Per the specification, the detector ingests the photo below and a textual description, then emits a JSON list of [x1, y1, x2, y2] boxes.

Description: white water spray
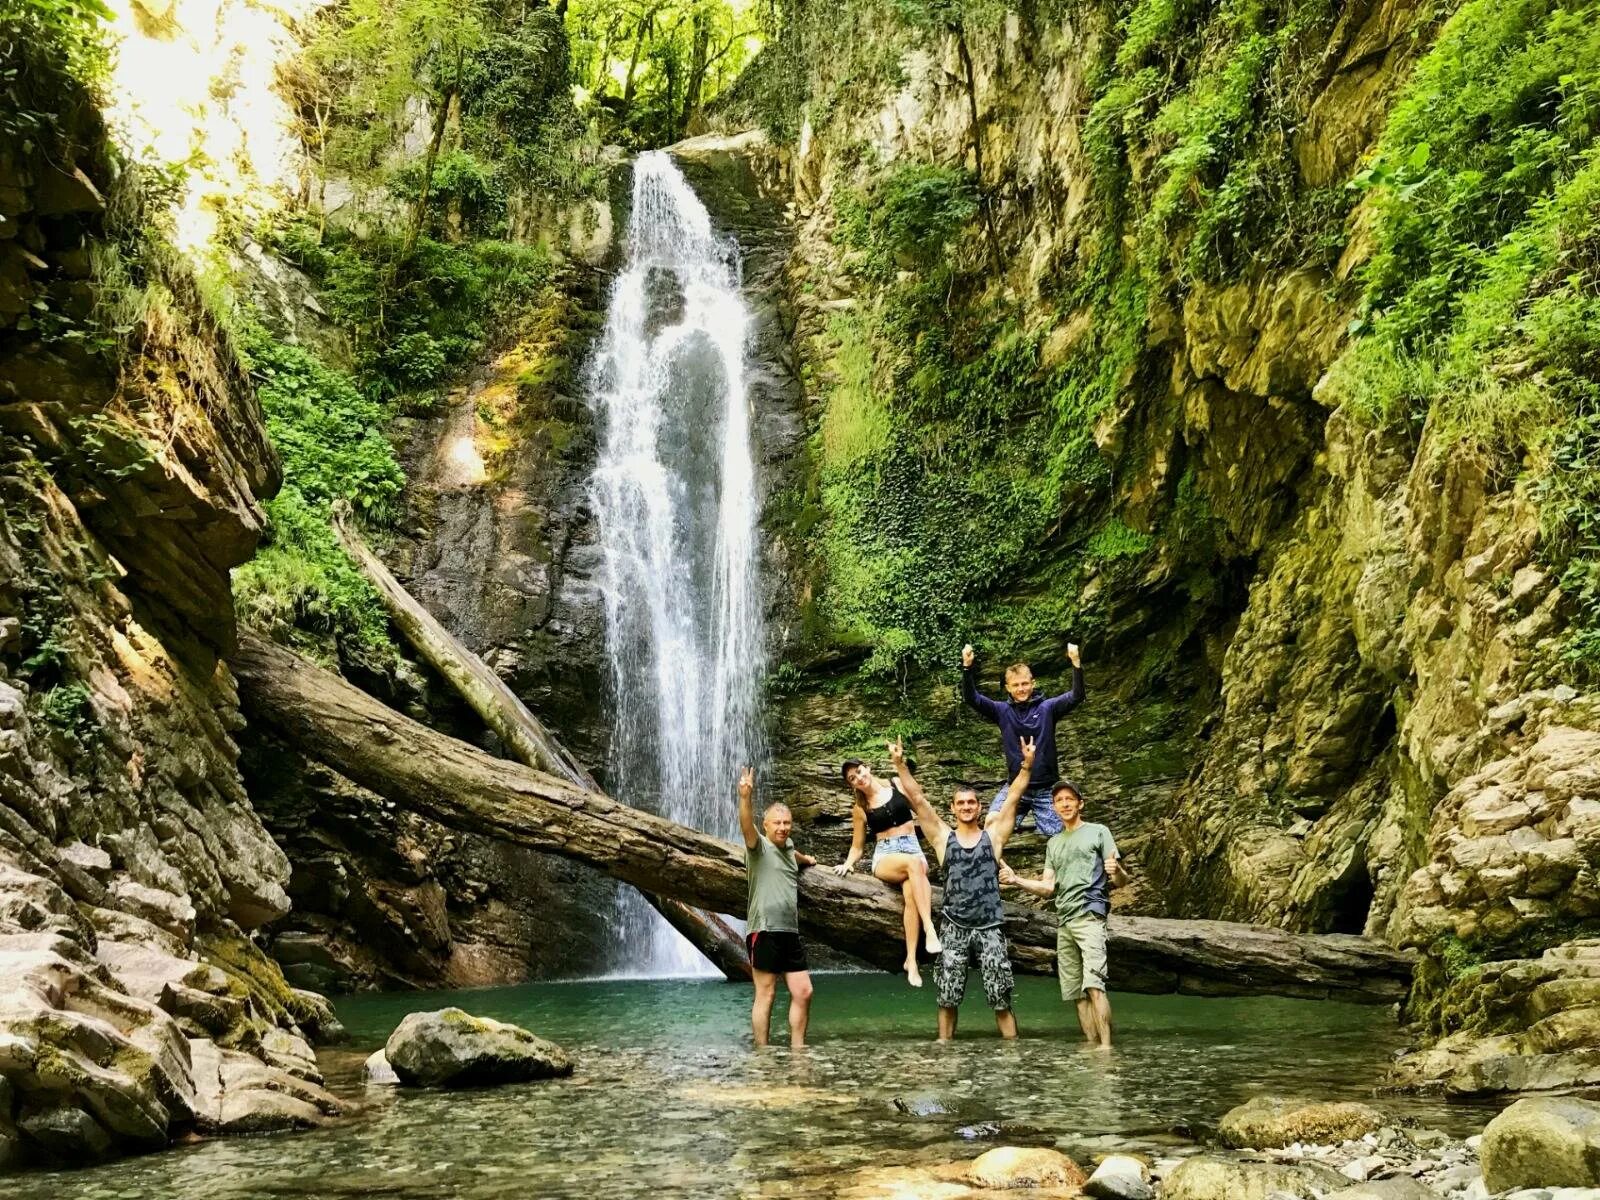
[[587, 152, 767, 976]]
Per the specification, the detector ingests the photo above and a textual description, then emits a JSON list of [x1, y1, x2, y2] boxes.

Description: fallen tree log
[[328, 502, 750, 982], [233, 634, 1416, 1003]]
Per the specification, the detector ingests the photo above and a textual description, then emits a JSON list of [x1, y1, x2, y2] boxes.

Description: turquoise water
[[18, 976, 1494, 1198]]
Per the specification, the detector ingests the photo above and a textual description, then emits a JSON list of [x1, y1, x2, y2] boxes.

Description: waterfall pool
[[17, 975, 1496, 1199]]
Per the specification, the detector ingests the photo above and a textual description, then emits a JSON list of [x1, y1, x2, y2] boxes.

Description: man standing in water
[[961, 642, 1084, 836], [893, 735, 1038, 1040], [1001, 781, 1128, 1047], [739, 766, 817, 1047]]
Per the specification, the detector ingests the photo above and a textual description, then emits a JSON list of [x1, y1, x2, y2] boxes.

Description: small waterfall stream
[[587, 151, 767, 976]]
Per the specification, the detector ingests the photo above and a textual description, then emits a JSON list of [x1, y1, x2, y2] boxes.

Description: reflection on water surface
[[16, 975, 1495, 1199]]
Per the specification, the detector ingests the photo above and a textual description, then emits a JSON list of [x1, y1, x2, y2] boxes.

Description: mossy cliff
[[0, 11, 342, 1168], [708, 0, 1600, 1074]]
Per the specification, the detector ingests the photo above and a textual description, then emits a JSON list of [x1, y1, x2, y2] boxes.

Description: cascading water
[[587, 151, 767, 976]]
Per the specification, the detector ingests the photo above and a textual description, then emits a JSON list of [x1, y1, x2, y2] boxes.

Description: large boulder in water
[[1218, 1095, 1388, 1148], [1161, 1156, 1347, 1200], [968, 1145, 1086, 1189], [1481, 1096, 1600, 1191], [384, 1008, 573, 1088]]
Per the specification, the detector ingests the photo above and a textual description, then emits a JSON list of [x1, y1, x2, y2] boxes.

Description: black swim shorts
[[746, 930, 808, 974]]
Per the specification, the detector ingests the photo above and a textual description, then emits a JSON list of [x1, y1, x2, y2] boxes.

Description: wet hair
[[1004, 661, 1033, 681], [953, 782, 980, 801], [1050, 780, 1083, 803], [840, 759, 864, 785]]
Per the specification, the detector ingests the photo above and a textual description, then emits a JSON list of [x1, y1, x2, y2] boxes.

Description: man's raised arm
[[960, 642, 1001, 723], [737, 766, 759, 850], [989, 737, 1036, 855], [1045, 642, 1085, 715], [889, 736, 947, 860]]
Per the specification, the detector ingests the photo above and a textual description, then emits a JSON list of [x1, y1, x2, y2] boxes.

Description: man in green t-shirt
[[1001, 780, 1128, 1046], [739, 766, 817, 1047]]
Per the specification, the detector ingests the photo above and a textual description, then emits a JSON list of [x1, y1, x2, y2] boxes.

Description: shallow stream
[[21, 976, 1497, 1199]]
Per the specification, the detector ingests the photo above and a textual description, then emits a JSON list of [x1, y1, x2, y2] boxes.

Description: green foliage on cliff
[[232, 328, 402, 655], [1326, 0, 1600, 673], [275, 218, 554, 402], [1, 0, 110, 145]]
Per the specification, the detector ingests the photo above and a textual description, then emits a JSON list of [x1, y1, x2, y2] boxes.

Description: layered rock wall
[[0, 50, 338, 1167]]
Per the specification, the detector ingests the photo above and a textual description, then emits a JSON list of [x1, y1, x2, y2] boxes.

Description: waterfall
[[587, 151, 767, 976]]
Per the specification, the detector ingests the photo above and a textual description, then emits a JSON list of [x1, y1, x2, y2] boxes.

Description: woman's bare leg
[[875, 855, 926, 985], [907, 856, 940, 953]]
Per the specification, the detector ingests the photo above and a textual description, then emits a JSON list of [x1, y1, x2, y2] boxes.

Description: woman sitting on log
[[834, 748, 942, 986]]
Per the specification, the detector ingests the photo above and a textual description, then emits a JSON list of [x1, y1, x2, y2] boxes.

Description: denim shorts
[[872, 833, 924, 866]]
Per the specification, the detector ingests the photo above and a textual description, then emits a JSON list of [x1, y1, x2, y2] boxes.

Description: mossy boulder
[[1480, 1096, 1600, 1192], [1218, 1095, 1388, 1148], [384, 1007, 573, 1088]]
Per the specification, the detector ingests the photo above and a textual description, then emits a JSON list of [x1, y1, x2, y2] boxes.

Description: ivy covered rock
[[384, 1008, 573, 1088]]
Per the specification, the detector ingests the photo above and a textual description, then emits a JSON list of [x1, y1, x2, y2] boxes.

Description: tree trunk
[[401, 70, 458, 264], [328, 502, 751, 981], [232, 634, 1416, 1003]]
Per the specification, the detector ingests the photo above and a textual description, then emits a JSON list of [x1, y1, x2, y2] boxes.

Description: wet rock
[[1085, 1153, 1153, 1198], [188, 1038, 341, 1135], [968, 1145, 1086, 1189], [17, 1103, 114, 1163], [0, 1076, 19, 1170], [1325, 1178, 1437, 1200], [1160, 1156, 1347, 1200], [1219, 1096, 1388, 1149], [1480, 1097, 1600, 1192], [364, 1049, 399, 1086], [384, 1007, 573, 1088]]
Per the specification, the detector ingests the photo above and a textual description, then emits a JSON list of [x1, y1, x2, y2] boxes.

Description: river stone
[[1085, 1153, 1154, 1199], [968, 1146, 1086, 1189], [17, 1104, 114, 1163], [364, 1049, 400, 1086], [1218, 1096, 1388, 1148], [1325, 1179, 1438, 1200], [1160, 1156, 1348, 1200], [384, 1008, 573, 1088], [1481, 1097, 1600, 1192]]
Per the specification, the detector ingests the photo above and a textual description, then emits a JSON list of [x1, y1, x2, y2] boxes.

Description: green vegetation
[[566, 0, 759, 147], [1, 0, 111, 145], [231, 328, 401, 656], [1324, 0, 1600, 674]]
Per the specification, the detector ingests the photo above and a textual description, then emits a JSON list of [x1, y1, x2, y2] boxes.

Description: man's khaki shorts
[[1056, 913, 1108, 999]]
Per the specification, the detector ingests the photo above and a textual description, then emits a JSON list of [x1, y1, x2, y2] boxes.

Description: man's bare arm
[[1000, 862, 1056, 900], [737, 766, 759, 850], [989, 736, 1036, 855], [1106, 854, 1130, 888]]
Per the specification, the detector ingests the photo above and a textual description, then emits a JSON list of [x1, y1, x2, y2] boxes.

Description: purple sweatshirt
[[960, 665, 1085, 790]]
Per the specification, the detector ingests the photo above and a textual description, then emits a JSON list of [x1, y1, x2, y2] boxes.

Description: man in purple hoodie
[[961, 641, 1084, 836]]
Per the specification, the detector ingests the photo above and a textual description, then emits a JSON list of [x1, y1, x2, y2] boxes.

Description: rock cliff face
[[0, 64, 340, 1166], [707, 0, 1600, 1086]]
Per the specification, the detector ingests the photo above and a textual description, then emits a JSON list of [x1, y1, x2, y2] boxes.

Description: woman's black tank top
[[864, 785, 915, 834]]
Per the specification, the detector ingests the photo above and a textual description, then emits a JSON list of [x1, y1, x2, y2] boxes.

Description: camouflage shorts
[[934, 920, 1014, 1011]]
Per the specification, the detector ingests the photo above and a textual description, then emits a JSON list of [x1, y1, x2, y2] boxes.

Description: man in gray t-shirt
[[1002, 780, 1128, 1046], [739, 767, 817, 1047]]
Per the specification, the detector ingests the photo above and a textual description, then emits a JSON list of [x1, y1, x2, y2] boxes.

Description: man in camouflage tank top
[[890, 736, 1037, 1040]]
